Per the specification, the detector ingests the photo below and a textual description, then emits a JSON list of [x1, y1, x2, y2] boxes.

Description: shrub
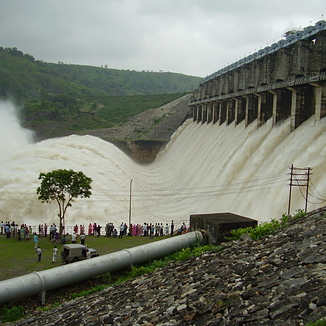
[[0, 305, 24, 322], [227, 209, 306, 241], [305, 319, 326, 326]]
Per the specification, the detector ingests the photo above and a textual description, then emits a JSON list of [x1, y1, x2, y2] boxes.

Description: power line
[[288, 164, 312, 213]]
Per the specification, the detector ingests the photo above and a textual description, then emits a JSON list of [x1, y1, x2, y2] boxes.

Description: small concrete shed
[[190, 212, 258, 244]]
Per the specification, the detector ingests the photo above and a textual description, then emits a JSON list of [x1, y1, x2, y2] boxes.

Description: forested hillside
[[0, 47, 201, 140]]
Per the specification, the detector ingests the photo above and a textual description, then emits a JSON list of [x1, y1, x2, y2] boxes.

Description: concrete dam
[[189, 20, 326, 132]]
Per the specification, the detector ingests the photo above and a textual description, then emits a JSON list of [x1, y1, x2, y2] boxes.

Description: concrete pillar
[[236, 97, 246, 125], [202, 104, 207, 124], [207, 102, 213, 124], [192, 106, 197, 122], [255, 93, 262, 128], [309, 82, 326, 122], [287, 87, 297, 132], [260, 92, 274, 124], [220, 100, 227, 125], [287, 85, 315, 130], [233, 98, 239, 127], [272, 88, 292, 125], [226, 99, 235, 125], [212, 102, 219, 124], [245, 94, 257, 127], [197, 104, 203, 123], [267, 90, 277, 127]]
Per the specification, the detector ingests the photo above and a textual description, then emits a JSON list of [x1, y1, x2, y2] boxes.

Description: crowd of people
[[107, 220, 188, 238], [1, 220, 188, 239], [1, 220, 188, 262]]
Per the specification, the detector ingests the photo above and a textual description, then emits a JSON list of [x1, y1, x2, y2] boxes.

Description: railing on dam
[[190, 21, 326, 132], [202, 20, 326, 84], [192, 72, 326, 103]]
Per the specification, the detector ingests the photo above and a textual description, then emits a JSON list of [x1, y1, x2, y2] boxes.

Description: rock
[[8, 206, 326, 326]]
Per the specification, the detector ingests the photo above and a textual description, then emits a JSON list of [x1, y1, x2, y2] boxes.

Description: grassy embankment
[[0, 233, 166, 281]]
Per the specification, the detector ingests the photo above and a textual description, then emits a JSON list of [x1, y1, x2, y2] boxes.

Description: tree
[[37, 169, 92, 237]]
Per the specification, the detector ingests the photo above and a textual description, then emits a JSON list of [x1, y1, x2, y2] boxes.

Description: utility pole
[[128, 179, 133, 235], [288, 165, 312, 214]]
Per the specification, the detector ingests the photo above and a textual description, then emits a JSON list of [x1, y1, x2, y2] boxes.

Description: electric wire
[[291, 178, 326, 205], [0, 171, 288, 204]]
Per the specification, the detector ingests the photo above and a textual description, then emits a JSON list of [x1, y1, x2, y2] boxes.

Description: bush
[[0, 305, 24, 322], [227, 209, 307, 241], [305, 319, 326, 326]]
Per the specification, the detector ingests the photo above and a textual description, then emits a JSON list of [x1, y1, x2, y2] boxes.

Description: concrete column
[[202, 104, 207, 124], [268, 90, 277, 127], [236, 97, 246, 125], [212, 102, 219, 124], [197, 105, 201, 122], [245, 94, 257, 127], [226, 100, 231, 125], [226, 99, 235, 125], [309, 82, 324, 122], [287, 87, 297, 132], [233, 98, 239, 127], [192, 106, 197, 122], [255, 93, 262, 128], [207, 102, 213, 124], [220, 100, 227, 125]]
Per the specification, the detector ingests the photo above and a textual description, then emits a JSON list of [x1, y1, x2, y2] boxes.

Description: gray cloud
[[0, 0, 324, 76]]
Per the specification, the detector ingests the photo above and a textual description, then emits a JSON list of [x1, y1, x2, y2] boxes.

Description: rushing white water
[[1, 100, 326, 229]]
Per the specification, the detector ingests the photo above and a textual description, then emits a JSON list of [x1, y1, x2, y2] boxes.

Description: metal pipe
[[0, 230, 205, 305]]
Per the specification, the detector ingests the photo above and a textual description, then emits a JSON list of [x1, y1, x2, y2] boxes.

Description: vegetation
[[0, 305, 24, 323], [305, 320, 326, 326], [226, 209, 307, 241], [70, 244, 221, 299], [0, 47, 201, 139], [37, 169, 92, 237]]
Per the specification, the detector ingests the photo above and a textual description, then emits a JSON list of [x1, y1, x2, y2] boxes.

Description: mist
[[0, 100, 35, 160]]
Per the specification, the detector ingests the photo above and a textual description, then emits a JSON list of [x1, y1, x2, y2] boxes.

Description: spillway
[[0, 100, 325, 229]]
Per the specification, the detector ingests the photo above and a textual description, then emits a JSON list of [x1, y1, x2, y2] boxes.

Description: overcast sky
[[0, 0, 325, 77]]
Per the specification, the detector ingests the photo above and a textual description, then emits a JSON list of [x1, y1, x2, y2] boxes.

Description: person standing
[[119, 223, 124, 238], [80, 233, 86, 245], [165, 223, 169, 236], [36, 246, 42, 262], [4, 223, 10, 238], [71, 232, 77, 244], [52, 246, 58, 263], [44, 223, 48, 237], [170, 220, 174, 237], [33, 233, 39, 249]]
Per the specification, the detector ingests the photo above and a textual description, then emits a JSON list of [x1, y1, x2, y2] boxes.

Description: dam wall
[[190, 20, 326, 131]]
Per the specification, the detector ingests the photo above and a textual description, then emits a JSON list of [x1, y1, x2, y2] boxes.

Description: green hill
[[0, 47, 201, 139]]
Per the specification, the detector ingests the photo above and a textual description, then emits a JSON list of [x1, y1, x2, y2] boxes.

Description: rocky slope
[[81, 93, 192, 141], [8, 206, 326, 326]]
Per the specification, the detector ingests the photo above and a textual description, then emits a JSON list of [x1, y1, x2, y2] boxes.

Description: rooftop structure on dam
[[190, 20, 326, 131]]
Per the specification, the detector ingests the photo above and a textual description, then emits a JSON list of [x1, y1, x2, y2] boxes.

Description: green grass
[[0, 234, 167, 281], [305, 320, 326, 326]]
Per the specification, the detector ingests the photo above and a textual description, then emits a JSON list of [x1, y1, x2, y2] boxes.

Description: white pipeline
[[0, 231, 205, 305]]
